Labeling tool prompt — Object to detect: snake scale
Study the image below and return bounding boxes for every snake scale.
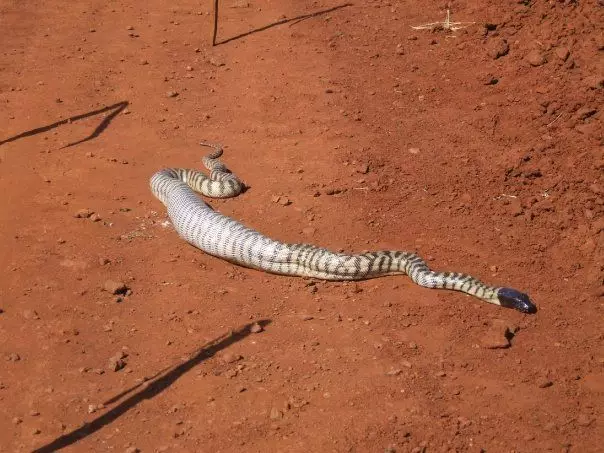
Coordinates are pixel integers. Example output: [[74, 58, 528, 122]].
[[150, 143, 536, 313]]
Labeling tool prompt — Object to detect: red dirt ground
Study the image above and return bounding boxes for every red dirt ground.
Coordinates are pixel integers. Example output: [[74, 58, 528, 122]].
[[1, 0, 602, 452]]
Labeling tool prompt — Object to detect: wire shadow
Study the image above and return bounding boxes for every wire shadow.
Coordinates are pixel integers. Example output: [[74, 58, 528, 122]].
[[214, 2, 353, 46], [0, 101, 129, 148], [32, 319, 271, 453]]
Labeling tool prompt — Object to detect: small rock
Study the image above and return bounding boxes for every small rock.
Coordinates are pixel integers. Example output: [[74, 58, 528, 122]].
[[166, 90, 179, 98], [302, 227, 316, 237], [250, 322, 263, 333], [99, 257, 111, 266], [395, 43, 405, 55], [325, 188, 343, 195], [583, 75, 603, 90], [74, 208, 93, 218], [12, 417, 22, 425], [278, 197, 292, 206], [23, 309, 40, 320], [103, 280, 128, 295], [6, 352, 21, 362], [538, 378, 553, 388], [408, 147, 420, 154], [356, 163, 369, 174], [554, 47, 570, 61], [481, 319, 515, 349], [32, 428, 41, 435], [487, 38, 509, 59], [300, 314, 314, 321], [108, 356, 126, 372], [220, 352, 243, 364], [526, 49, 546, 66], [592, 218, 604, 234], [508, 198, 523, 217], [576, 414, 594, 427], [271, 195, 281, 203], [386, 369, 402, 376], [125, 447, 140, 453], [140, 59, 149, 65], [90, 213, 102, 222], [269, 407, 283, 420]]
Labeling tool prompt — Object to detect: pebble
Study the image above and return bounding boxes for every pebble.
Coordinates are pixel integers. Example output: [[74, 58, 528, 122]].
[[269, 407, 283, 419], [278, 197, 292, 206], [508, 198, 523, 217], [487, 38, 509, 59], [250, 322, 263, 333], [140, 59, 149, 65], [583, 75, 603, 90], [576, 414, 594, 427], [23, 309, 40, 320], [103, 280, 128, 295], [554, 47, 570, 61], [220, 352, 243, 364], [90, 213, 102, 222], [6, 352, 20, 362], [166, 90, 179, 98], [302, 227, 316, 237], [74, 208, 93, 218], [99, 257, 111, 266], [12, 417, 22, 424], [537, 378, 554, 388], [481, 319, 515, 349], [125, 448, 140, 453], [526, 49, 546, 66], [408, 147, 420, 154], [108, 351, 128, 372]]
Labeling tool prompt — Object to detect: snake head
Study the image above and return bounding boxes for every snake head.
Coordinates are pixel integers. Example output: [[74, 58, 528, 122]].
[[497, 287, 537, 314]]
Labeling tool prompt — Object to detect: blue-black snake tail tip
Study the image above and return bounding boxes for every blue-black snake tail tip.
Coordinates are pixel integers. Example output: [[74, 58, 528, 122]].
[[497, 287, 537, 314]]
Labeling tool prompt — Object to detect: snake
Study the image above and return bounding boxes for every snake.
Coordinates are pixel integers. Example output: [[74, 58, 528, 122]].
[[150, 143, 536, 314]]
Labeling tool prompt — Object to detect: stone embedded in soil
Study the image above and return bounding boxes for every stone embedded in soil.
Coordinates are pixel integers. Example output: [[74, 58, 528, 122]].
[[481, 319, 516, 349], [125, 447, 140, 453], [487, 38, 509, 59], [23, 309, 40, 320], [220, 352, 243, 364], [526, 49, 547, 66], [555, 47, 570, 61], [583, 75, 603, 90], [90, 213, 102, 222], [508, 198, 523, 217], [6, 352, 21, 362], [250, 322, 263, 333], [74, 208, 93, 218], [103, 280, 128, 295], [108, 356, 126, 371], [166, 90, 179, 98], [269, 407, 283, 419], [538, 378, 554, 388]]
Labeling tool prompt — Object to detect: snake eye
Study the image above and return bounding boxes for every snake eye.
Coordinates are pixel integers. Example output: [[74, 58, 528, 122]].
[[497, 288, 537, 314]]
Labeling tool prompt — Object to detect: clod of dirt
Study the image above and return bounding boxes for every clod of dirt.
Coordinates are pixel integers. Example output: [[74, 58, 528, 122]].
[[74, 208, 93, 218], [103, 280, 128, 295], [22, 309, 40, 320], [278, 196, 292, 206], [526, 49, 547, 66], [250, 322, 263, 333], [487, 38, 509, 59], [480, 319, 517, 349], [269, 407, 283, 420], [555, 47, 570, 61], [108, 351, 127, 372], [6, 353, 20, 362], [220, 352, 243, 364], [302, 227, 316, 237], [538, 378, 554, 389], [583, 75, 603, 90]]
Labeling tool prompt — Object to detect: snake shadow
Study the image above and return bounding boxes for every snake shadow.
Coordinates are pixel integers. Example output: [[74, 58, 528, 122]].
[[0, 100, 128, 148], [215, 2, 353, 46], [32, 319, 271, 453]]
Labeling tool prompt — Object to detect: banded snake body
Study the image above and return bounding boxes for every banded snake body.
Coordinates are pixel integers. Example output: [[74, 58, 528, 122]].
[[150, 143, 536, 314]]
